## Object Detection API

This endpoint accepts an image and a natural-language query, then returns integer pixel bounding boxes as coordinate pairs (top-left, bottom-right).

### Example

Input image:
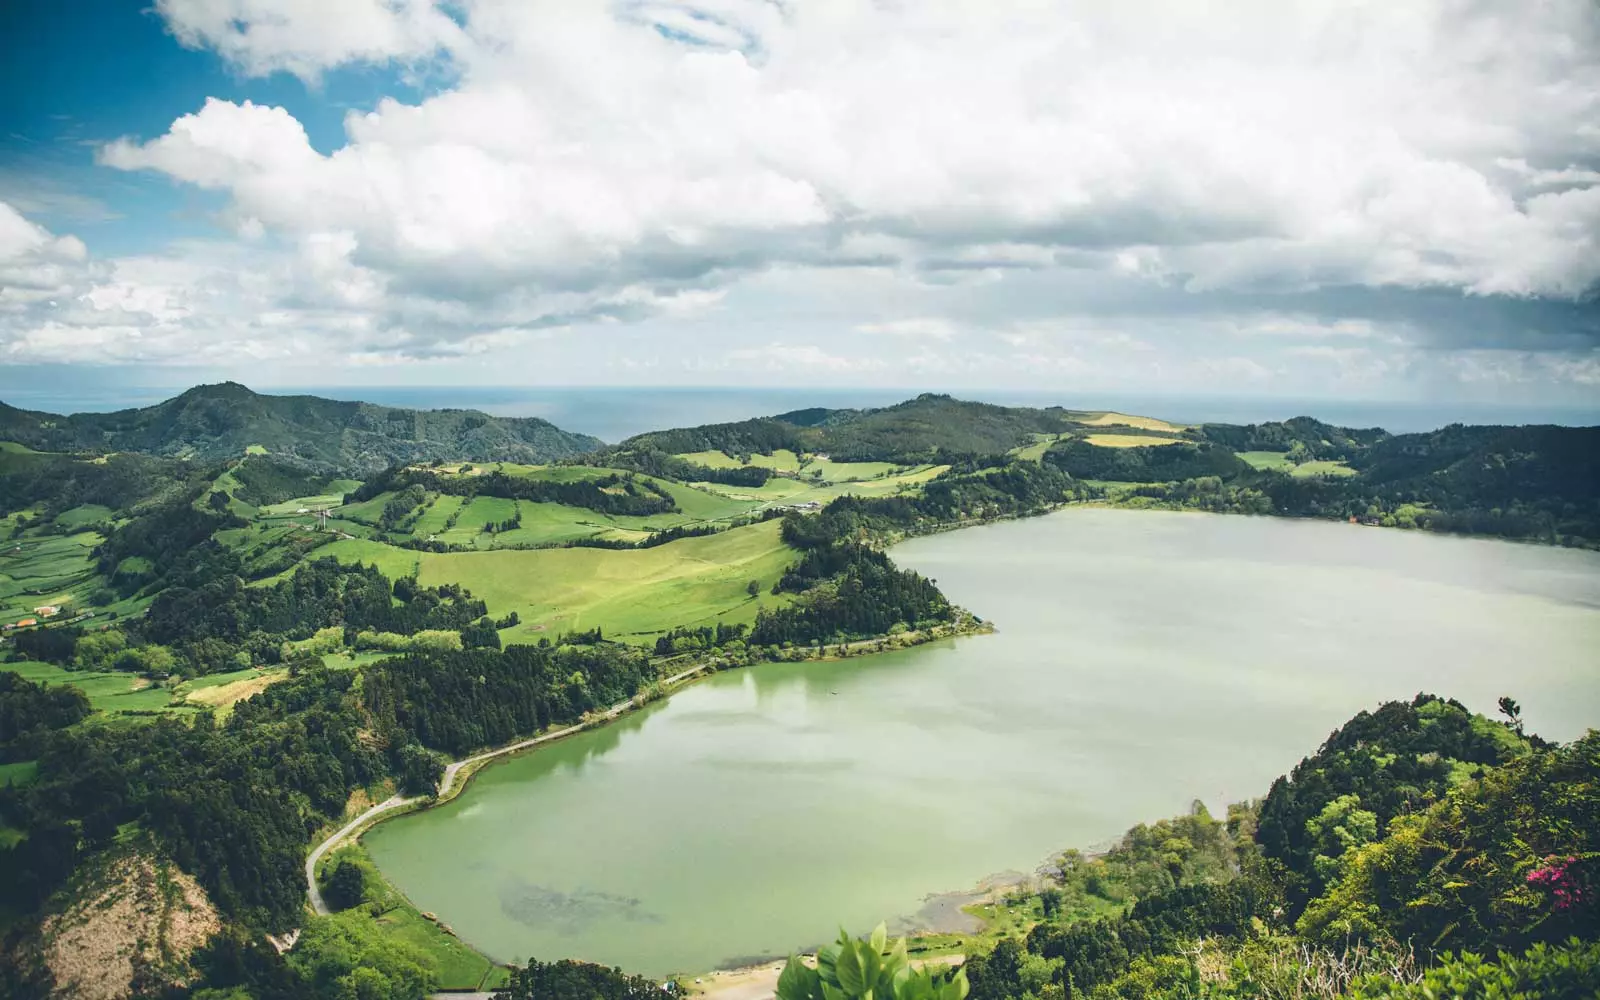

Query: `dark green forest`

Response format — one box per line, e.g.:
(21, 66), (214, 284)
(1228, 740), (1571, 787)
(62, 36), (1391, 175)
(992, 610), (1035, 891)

(0, 383), (602, 474)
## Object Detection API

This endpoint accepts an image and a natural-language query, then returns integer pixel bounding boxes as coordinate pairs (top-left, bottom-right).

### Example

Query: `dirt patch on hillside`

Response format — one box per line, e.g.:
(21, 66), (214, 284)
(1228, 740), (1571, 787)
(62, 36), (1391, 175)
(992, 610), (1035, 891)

(185, 671), (285, 712)
(40, 851), (220, 1000)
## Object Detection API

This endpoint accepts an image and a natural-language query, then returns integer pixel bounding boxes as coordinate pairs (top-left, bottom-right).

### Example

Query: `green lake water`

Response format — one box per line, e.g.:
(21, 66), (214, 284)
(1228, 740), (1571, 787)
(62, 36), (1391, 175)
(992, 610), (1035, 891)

(365, 509), (1600, 975)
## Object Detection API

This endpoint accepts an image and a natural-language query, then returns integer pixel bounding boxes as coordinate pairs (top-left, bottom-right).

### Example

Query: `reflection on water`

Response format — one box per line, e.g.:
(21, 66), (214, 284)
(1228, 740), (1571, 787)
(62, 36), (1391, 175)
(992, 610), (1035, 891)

(499, 877), (662, 933)
(367, 509), (1600, 976)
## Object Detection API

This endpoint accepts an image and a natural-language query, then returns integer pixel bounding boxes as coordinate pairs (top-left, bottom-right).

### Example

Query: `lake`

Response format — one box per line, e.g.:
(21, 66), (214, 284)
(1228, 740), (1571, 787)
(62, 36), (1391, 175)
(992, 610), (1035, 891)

(364, 509), (1600, 975)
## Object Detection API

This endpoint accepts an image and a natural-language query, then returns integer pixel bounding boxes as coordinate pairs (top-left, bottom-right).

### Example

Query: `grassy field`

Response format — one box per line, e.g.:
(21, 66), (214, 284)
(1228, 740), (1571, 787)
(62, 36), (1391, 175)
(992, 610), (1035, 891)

(409, 495), (465, 536)
(257, 484), (359, 517)
(53, 504), (115, 529)
(0, 760), (38, 788)
(317, 843), (510, 991)
(1, 660), (197, 718)
(1083, 434), (1183, 448)
(468, 503), (654, 549)
(676, 450), (900, 484)
(1291, 459), (1357, 478)
(282, 538), (423, 582)
(0, 530), (103, 622)
(175, 666), (287, 718)
(1237, 451), (1293, 471)
(321, 650), (394, 671)
(411, 519), (796, 641)
(1010, 434), (1061, 462)
(1075, 412), (1189, 433)
(691, 465), (948, 508)
(1237, 452), (1357, 478)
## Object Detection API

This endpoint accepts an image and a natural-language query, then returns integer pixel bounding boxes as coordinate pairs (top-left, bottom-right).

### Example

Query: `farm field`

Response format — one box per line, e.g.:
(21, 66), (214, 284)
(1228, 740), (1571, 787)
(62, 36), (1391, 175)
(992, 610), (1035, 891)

(1073, 411), (1190, 433)
(317, 844), (509, 992)
(1010, 433), (1062, 462)
(409, 495), (465, 536)
(1236, 452), (1357, 478)
(0, 530), (103, 622)
(413, 518), (797, 641)
(1238, 450), (1293, 471)
(2, 660), (197, 719)
(691, 464), (948, 507)
(676, 449), (901, 484)
(256, 483), (359, 517)
(1084, 433), (1183, 448)
(1291, 459), (1357, 478)
(457, 502), (655, 549)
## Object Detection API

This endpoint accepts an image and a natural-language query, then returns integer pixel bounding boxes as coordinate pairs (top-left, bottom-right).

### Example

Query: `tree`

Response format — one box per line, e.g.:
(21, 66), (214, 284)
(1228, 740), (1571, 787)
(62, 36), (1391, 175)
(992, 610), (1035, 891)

(1498, 696), (1524, 736)
(322, 858), (366, 912)
(496, 958), (661, 1000)
(776, 925), (969, 1000)
(747, 580), (762, 598)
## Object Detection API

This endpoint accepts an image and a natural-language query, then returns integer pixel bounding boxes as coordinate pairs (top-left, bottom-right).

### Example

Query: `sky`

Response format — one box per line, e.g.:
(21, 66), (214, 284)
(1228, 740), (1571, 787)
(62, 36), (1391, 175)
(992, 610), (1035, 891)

(0, 0), (1598, 411)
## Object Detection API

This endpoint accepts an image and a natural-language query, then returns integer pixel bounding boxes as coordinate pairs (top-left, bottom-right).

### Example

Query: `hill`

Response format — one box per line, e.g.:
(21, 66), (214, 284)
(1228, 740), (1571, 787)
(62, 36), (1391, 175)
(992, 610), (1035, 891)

(618, 393), (1097, 462)
(0, 383), (603, 475)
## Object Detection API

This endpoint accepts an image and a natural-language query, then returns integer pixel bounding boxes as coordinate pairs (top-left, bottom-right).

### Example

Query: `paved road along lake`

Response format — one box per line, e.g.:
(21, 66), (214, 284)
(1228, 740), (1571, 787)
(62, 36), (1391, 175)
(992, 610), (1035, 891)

(365, 509), (1600, 975)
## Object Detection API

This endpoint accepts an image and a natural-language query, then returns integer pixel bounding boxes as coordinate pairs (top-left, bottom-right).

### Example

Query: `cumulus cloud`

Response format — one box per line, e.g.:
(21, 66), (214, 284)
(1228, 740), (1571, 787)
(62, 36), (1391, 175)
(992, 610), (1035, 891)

(154, 0), (466, 80)
(7, 0), (1600, 398)
(100, 0), (1600, 310)
(0, 203), (94, 312)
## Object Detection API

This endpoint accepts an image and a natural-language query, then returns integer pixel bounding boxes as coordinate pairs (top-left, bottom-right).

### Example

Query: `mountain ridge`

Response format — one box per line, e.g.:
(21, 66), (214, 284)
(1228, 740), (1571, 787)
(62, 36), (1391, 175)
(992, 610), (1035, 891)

(0, 382), (604, 475)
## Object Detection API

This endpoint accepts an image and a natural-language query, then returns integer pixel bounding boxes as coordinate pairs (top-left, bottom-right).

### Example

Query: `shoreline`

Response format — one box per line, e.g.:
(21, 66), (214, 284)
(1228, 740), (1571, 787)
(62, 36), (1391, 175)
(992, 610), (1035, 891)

(299, 615), (997, 943)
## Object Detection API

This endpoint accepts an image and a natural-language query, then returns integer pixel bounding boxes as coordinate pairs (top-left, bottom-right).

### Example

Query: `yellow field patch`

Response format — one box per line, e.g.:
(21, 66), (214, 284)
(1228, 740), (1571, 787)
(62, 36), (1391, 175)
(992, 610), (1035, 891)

(1085, 434), (1183, 448)
(1079, 412), (1188, 432)
(182, 670), (287, 714)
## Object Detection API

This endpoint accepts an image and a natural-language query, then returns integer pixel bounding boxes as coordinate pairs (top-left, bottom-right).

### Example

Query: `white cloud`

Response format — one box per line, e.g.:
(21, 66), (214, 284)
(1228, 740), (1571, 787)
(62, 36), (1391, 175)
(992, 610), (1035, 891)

(8, 1), (1600, 401)
(855, 318), (957, 340)
(0, 203), (93, 312)
(97, 0), (1600, 316)
(154, 0), (466, 81)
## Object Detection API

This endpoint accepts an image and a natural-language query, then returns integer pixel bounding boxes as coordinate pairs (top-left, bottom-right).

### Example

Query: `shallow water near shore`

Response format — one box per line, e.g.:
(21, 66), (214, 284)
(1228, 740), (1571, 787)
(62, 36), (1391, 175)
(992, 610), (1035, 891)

(365, 508), (1600, 975)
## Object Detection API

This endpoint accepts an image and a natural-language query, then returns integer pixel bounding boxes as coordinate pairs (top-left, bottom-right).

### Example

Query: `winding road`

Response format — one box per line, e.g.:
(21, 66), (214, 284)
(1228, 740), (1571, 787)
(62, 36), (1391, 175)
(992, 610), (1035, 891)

(305, 663), (710, 916)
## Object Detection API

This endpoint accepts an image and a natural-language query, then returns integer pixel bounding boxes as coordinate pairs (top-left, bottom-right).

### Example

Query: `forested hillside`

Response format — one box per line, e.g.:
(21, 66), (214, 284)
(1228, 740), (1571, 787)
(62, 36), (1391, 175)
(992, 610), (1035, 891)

(617, 394), (1084, 462)
(804, 695), (1597, 1000)
(0, 383), (602, 474)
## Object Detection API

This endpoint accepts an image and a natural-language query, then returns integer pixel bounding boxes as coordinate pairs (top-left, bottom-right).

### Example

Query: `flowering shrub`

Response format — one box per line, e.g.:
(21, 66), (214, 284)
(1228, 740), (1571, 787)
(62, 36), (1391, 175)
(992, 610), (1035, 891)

(1527, 856), (1583, 912)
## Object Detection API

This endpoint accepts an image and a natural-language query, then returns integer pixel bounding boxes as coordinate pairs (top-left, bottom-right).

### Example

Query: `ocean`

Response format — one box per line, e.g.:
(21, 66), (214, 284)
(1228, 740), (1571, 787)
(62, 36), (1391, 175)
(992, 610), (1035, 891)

(3, 383), (1596, 443)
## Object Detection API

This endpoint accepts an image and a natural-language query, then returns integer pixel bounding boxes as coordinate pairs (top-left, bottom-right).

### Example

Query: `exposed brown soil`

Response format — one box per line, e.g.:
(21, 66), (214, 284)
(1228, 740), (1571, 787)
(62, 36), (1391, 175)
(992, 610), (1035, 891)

(39, 851), (220, 1000)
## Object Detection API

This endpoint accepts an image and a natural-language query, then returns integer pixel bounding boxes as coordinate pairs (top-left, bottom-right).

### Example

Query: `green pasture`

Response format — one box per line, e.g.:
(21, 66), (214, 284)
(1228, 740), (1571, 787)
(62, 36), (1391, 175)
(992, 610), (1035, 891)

(318, 843), (509, 991)
(0, 760), (38, 788)
(0, 530), (102, 620)
(54, 504), (115, 529)
(1, 660), (194, 718)
(280, 538), (423, 582)
(409, 495), (465, 536)
(1237, 451), (1293, 471)
(464, 502), (655, 549)
(749, 449), (804, 473)
(691, 464), (948, 508)
(678, 450), (743, 470)
(805, 458), (900, 482)
(258, 487), (358, 517)
(338, 492), (399, 525)
(414, 519), (796, 640)
(321, 650), (394, 671)
(1011, 434), (1062, 462)
(1292, 459), (1357, 478)
(1236, 453), (1357, 478)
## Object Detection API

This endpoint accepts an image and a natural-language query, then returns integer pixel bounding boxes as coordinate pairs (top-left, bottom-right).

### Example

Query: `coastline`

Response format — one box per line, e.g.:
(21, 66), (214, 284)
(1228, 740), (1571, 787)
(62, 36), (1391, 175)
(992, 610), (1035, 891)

(298, 614), (999, 959)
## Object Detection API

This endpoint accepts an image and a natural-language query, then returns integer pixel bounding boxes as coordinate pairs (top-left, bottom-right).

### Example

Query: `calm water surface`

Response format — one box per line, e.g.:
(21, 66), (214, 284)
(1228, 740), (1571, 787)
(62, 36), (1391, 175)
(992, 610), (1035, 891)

(365, 509), (1600, 974)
